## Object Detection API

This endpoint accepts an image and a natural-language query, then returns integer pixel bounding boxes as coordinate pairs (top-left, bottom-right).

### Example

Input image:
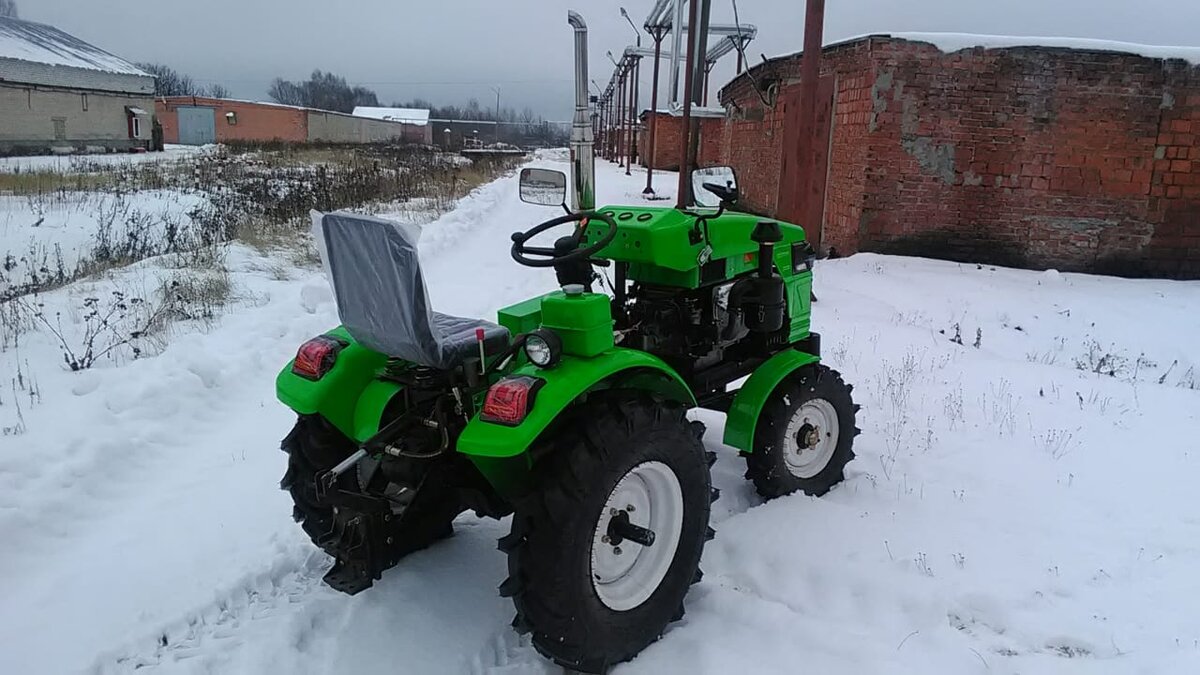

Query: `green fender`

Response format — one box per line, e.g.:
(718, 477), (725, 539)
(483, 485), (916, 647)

(275, 326), (402, 443)
(457, 347), (695, 460)
(722, 348), (820, 452)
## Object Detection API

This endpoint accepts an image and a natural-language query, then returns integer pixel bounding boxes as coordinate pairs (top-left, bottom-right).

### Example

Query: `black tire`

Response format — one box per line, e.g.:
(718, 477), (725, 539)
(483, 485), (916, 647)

(280, 415), (456, 566)
(745, 364), (858, 499)
(499, 395), (713, 673)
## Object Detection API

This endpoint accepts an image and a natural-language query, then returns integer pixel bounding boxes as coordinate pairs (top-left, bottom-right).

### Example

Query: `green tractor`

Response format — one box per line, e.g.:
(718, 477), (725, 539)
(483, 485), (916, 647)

(274, 165), (858, 671)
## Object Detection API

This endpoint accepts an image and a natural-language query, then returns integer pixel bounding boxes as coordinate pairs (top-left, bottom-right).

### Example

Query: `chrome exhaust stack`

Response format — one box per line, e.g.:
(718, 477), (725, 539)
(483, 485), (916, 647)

(567, 11), (596, 211)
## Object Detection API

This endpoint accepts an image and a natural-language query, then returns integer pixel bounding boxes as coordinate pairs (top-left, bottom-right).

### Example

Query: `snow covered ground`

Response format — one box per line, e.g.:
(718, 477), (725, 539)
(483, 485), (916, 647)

(1, 152), (1199, 674)
(0, 145), (211, 174)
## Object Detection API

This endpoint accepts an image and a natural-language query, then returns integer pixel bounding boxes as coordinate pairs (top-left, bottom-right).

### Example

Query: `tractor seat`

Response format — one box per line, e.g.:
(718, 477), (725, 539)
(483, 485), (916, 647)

(431, 312), (510, 364)
(312, 211), (511, 370)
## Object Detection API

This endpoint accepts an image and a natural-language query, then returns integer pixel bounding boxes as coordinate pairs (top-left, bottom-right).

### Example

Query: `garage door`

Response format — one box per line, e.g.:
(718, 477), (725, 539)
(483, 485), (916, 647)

(177, 106), (216, 145)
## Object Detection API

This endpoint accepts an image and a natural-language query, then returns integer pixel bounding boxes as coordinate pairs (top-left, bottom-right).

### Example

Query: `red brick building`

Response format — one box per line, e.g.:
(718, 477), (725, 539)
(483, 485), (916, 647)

(155, 97), (431, 146)
(697, 34), (1200, 279)
(638, 110), (723, 170)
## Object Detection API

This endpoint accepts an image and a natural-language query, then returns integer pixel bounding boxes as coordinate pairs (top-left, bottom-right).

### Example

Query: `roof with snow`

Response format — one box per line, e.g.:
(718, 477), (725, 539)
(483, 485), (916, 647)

(352, 107), (431, 126)
(0, 16), (149, 77)
(847, 32), (1200, 65)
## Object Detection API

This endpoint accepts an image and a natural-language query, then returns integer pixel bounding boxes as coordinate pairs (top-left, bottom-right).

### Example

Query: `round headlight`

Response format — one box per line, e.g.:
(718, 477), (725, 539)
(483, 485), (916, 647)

(524, 329), (561, 368)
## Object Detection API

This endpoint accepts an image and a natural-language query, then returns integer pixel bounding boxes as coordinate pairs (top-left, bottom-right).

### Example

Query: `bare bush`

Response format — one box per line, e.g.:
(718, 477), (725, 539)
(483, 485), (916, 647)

(1035, 428), (1079, 460)
(154, 266), (232, 332)
(1073, 339), (1130, 378)
(0, 298), (32, 350)
(18, 291), (172, 371)
(980, 379), (1020, 437)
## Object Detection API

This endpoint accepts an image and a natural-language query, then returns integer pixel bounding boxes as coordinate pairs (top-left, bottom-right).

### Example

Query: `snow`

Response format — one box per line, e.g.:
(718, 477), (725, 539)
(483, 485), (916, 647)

(352, 107), (432, 126)
(0, 145), (211, 174)
(833, 31), (1200, 64)
(0, 16), (149, 77)
(2, 152), (1200, 674)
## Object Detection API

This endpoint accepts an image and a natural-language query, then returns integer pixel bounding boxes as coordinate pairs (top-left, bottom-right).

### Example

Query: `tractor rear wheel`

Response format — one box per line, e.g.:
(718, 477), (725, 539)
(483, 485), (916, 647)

(499, 395), (713, 673)
(745, 364), (858, 499)
(280, 415), (457, 593)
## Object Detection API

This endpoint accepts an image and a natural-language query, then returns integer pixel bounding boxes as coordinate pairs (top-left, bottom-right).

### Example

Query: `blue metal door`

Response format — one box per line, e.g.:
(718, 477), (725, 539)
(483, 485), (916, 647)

(177, 106), (216, 145)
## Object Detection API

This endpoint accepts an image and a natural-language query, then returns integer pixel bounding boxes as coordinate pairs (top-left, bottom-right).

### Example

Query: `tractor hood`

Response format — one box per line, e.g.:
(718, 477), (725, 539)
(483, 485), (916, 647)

(582, 206), (808, 287)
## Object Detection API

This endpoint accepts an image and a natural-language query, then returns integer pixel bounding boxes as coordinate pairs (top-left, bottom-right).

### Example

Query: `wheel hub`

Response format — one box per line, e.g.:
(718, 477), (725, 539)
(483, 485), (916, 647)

(590, 461), (684, 611)
(782, 398), (840, 479)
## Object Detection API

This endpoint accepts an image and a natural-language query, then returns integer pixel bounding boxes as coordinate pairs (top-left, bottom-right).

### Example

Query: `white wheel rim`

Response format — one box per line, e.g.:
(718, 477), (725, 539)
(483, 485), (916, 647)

(782, 398), (840, 479)
(590, 461), (684, 611)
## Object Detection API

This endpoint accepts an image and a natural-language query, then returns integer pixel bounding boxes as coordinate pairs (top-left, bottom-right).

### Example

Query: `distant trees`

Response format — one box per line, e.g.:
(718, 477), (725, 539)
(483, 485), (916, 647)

(268, 71), (379, 113)
(0, 0), (18, 18)
(138, 62), (229, 98)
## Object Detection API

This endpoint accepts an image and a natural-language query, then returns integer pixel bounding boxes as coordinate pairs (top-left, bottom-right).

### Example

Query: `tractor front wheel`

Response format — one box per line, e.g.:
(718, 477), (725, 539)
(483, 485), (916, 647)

(745, 364), (858, 499)
(499, 395), (713, 673)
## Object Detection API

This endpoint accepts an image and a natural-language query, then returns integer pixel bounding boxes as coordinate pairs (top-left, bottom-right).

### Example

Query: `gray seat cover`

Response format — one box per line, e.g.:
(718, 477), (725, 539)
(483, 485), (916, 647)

(312, 211), (509, 369)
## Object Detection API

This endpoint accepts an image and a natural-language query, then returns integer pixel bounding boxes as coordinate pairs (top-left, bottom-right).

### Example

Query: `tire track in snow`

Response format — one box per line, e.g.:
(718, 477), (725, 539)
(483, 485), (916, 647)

(91, 546), (335, 674)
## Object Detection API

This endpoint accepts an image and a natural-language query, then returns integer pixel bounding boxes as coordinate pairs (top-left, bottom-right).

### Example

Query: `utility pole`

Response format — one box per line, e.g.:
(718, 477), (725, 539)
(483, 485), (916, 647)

(676, 0), (706, 208)
(780, 0), (826, 251)
(490, 86), (501, 143)
(643, 23), (668, 195)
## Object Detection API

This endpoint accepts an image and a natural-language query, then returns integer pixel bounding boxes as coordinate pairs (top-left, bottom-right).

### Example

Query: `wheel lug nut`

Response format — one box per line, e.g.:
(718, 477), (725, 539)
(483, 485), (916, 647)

(613, 546), (623, 555)
(625, 505), (635, 512)
(601, 535), (610, 544)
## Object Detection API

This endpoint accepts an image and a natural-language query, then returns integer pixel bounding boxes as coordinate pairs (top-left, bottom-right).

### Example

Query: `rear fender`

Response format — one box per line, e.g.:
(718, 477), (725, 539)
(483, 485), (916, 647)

(722, 348), (820, 452)
(456, 348), (694, 497)
(275, 327), (401, 442)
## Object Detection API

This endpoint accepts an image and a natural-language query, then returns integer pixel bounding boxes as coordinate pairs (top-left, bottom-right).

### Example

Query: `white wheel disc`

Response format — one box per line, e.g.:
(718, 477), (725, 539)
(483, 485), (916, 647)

(590, 461), (684, 611)
(782, 398), (840, 479)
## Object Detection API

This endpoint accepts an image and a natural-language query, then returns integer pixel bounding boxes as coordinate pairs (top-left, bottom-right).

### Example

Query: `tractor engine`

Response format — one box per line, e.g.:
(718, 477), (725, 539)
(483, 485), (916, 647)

(624, 273), (787, 376)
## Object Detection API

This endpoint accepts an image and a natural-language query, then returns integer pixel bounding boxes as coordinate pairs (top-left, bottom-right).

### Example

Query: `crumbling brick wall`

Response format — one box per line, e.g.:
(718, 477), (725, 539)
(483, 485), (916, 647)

(717, 36), (1200, 279)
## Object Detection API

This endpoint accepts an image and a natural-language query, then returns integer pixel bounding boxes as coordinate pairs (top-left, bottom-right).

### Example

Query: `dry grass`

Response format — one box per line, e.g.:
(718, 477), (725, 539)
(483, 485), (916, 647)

(0, 171), (115, 195)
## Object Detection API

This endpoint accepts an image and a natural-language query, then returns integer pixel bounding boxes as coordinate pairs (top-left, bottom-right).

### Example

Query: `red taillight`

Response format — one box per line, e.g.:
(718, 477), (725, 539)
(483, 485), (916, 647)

(292, 335), (346, 380)
(481, 376), (543, 426)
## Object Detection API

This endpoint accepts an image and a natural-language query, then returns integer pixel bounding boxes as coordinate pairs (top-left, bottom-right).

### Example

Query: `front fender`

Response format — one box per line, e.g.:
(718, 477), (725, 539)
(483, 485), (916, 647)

(456, 348), (695, 461)
(722, 348), (819, 452)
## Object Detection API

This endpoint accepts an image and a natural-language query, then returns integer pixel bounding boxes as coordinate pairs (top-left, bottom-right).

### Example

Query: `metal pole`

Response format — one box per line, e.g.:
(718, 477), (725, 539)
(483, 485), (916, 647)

(620, 67), (629, 167)
(622, 8), (643, 175)
(644, 31), (664, 195)
(668, 0), (685, 106)
(675, 0), (702, 208)
(627, 58), (638, 175)
(567, 11), (596, 211)
(790, 0), (825, 237)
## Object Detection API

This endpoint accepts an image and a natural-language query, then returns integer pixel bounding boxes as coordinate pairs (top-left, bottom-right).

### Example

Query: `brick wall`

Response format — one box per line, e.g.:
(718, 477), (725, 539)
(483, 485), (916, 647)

(717, 36), (1200, 279)
(637, 113), (722, 171)
(157, 97), (307, 144)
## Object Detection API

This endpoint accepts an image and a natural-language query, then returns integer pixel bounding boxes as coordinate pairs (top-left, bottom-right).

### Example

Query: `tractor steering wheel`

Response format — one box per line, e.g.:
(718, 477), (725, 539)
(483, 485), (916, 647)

(510, 211), (618, 268)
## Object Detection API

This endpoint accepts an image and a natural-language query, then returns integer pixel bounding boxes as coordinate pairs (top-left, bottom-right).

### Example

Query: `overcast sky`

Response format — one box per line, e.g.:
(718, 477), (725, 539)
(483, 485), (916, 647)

(20, 0), (1200, 119)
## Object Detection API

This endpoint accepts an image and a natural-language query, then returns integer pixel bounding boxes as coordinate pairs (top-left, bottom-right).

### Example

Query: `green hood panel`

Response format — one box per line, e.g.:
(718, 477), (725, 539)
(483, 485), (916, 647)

(584, 206), (807, 273)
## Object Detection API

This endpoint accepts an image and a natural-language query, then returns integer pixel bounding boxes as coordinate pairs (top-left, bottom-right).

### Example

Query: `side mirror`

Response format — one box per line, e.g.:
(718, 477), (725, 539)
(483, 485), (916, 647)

(519, 168), (568, 207)
(691, 165), (738, 208)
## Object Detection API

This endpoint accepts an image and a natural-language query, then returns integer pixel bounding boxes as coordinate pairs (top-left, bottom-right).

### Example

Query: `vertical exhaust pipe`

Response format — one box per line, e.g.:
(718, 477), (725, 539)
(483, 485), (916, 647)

(568, 11), (596, 211)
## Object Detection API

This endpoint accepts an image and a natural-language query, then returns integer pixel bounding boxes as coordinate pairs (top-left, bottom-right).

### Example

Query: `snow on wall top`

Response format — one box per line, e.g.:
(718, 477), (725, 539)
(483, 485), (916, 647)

(351, 107), (431, 126)
(0, 16), (149, 77)
(841, 32), (1200, 65)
